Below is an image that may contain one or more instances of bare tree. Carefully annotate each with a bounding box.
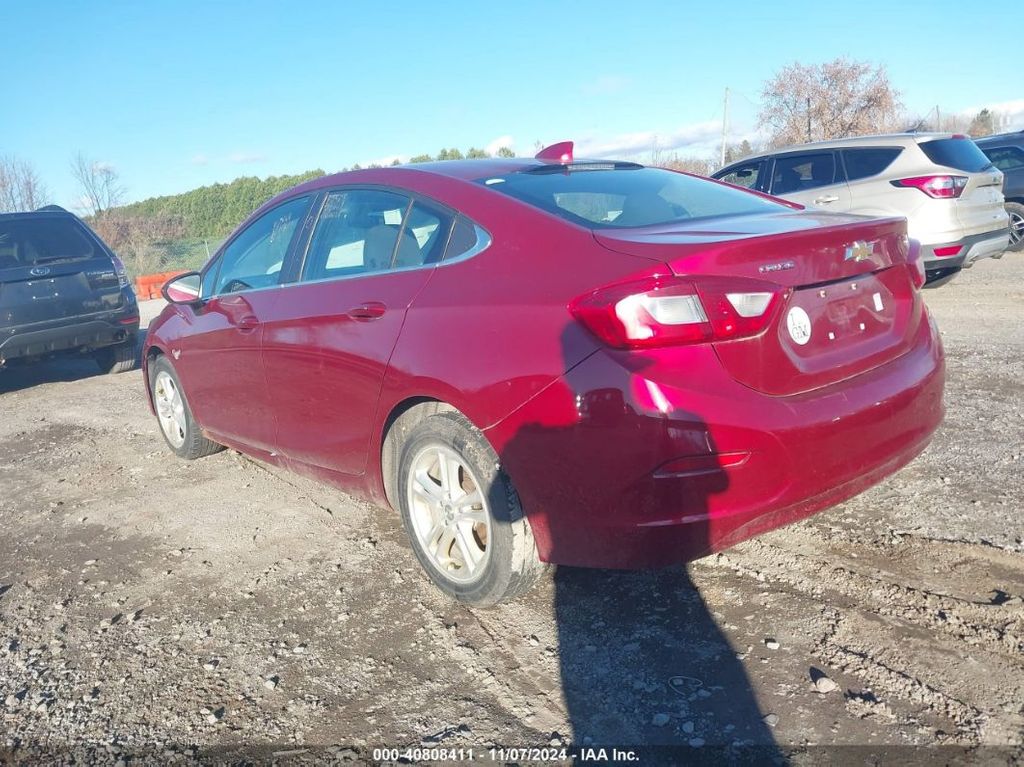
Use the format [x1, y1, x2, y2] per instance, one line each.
[0, 156, 49, 212]
[70, 152, 125, 216]
[758, 58, 903, 147]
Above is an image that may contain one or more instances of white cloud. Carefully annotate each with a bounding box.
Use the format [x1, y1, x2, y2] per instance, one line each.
[959, 98, 1024, 130]
[190, 154, 210, 166]
[582, 75, 631, 96]
[226, 151, 268, 164]
[575, 120, 728, 160]
[485, 135, 515, 155]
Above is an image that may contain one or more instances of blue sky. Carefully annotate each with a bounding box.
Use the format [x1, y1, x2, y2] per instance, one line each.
[3, 0, 1020, 209]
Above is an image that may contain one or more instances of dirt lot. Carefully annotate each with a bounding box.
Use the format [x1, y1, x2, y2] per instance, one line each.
[1, 256, 1022, 763]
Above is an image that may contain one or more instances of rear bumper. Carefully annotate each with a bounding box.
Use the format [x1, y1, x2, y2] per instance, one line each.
[0, 312, 139, 363]
[486, 310, 944, 568]
[921, 227, 1010, 270]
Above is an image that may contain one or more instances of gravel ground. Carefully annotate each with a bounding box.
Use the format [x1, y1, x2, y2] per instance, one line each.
[1, 256, 1022, 764]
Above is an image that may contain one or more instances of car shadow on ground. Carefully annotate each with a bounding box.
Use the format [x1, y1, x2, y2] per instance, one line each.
[0, 322, 148, 395]
[497, 328, 782, 763]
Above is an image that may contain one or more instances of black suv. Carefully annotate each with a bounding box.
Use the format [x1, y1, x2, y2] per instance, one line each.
[975, 130, 1024, 252]
[0, 206, 139, 373]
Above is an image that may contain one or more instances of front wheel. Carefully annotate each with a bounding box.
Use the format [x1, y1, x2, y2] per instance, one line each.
[397, 412, 547, 607]
[149, 355, 223, 460]
[1005, 201, 1024, 253]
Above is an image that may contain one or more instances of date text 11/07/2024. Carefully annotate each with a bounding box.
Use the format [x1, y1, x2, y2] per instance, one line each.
[371, 746, 640, 762]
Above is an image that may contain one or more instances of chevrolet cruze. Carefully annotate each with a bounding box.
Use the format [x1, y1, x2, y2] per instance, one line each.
[143, 142, 945, 606]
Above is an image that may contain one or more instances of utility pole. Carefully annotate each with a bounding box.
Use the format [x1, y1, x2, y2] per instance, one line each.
[935, 105, 941, 131]
[720, 87, 730, 168]
[806, 96, 812, 142]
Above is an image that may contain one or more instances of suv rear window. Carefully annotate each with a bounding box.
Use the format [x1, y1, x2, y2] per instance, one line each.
[918, 138, 993, 173]
[479, 166, 783, 228]
[0, 217, 96, 268]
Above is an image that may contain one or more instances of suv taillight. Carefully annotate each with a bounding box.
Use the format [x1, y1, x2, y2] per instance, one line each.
[570, 275, 785, 349]
[891, 175, 968, 199]
[110, 254, 130, 288]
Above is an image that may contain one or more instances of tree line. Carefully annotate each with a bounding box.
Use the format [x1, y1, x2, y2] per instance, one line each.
[2, 58, 1017, 278]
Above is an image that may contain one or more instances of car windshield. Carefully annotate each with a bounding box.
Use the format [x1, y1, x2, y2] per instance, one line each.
[0, 217, 96, 267]
[478, 166, 784, 229]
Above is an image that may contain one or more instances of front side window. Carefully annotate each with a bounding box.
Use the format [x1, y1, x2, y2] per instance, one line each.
[771, 153, 838, 195]
[980, 145, 1024, 172]
[302, 190, 451, 281]
[479, 166, 783, 229]
[207, 196, 310, 296]
[716, 161, 766, 190]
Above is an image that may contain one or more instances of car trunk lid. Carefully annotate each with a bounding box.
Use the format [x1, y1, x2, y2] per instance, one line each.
[594, 211, 923, 395]
[0, 257, 125, 326]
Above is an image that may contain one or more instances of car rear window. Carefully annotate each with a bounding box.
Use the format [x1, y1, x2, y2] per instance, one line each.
[479, 166, 784, 229]
[918, 138, 993, 173]
[842, 147, 902, 181]
[0, 217, 96, 268]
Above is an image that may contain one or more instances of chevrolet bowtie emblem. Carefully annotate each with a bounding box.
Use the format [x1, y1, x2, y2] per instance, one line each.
[845, 240, 874, 262]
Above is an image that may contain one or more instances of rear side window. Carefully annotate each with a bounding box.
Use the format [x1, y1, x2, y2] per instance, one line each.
[771, 153, 838, 194]
[918, 138, 992, 172]
[444, 216, 490, 261]
[0, 217, 95, 268]
[480, 166, 783, 229]
[716, 160, 766, 190]
[980, 145, 1024, 172]
[842, 148, 902, 181]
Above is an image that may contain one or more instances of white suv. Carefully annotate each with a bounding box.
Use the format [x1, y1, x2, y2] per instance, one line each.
[713, 134, 1010, 286]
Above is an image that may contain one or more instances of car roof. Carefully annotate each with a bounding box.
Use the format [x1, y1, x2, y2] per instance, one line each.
[730, 133, 962, 166]
[0, 206, 78, 221]
[974, 129, 1024, 146]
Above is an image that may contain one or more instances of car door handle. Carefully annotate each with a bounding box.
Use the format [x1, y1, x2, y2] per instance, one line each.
[347, 301, 387, 321]
[236, 315, 260, 331]
[814, 194, 840, 204]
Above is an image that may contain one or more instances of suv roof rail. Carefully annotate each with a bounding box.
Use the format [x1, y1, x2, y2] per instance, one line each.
[35, 204, 68, 213]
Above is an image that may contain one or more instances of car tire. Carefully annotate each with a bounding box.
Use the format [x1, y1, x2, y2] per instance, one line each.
[149, 355, 223, 460]
[924, 267, 961, 289]
[396, 411, 547, 607]
[1005, 201, 1024, 253]
[93, 337, 138, 374]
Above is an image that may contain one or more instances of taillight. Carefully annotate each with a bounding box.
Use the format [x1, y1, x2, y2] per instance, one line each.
[891, 175, 968, 199]
[110, 254, 130, 288]
[570, 275, 784, 349]
[906, 238, 926, 290]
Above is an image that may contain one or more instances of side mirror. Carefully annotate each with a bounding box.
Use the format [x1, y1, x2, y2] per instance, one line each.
[161, 271, 203, 305]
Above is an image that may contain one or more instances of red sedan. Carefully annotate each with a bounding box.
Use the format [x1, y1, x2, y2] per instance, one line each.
[144, 142, 944, 606]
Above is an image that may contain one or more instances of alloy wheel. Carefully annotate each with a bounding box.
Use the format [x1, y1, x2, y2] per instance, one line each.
[154, 371, 187, 449]
[406, 445, 491, 584]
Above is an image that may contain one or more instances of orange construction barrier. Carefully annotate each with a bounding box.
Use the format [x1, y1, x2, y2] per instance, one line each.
[135, 270, 188, 301]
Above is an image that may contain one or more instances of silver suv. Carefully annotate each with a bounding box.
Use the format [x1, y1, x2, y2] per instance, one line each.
[713, 134, 1010, 286]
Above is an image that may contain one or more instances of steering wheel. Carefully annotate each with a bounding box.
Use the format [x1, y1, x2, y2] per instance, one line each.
[222, 278, 252, 293]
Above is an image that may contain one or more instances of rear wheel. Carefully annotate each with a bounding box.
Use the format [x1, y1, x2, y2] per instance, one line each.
[93, 337, 138, 374]
[396, 412, 546, 607]
[149, 355, 223, 460]
[1005, 202, 1024, 253]
[924, 267, 961, 289]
